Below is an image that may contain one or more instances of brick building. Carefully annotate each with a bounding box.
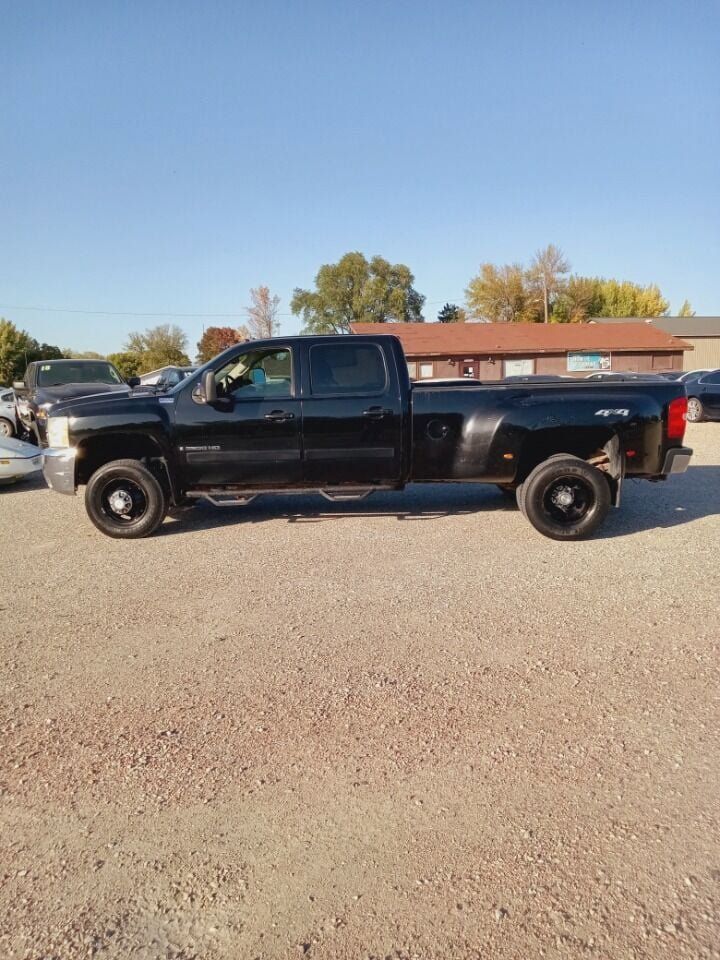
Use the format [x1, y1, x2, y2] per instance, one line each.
[350, 322, 691, 380]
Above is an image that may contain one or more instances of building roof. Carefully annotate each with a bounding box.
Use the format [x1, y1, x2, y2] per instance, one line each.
[350, 322, 691, 355]
[590, 316, 720, 338]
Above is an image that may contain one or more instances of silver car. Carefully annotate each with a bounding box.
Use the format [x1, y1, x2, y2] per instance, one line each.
[0, 388, 18, 437]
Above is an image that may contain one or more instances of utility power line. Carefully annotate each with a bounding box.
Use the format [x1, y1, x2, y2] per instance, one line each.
[0, 297, 465, 319]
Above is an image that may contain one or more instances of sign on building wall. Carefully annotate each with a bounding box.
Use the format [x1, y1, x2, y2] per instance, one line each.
[567, 351, 611, 372]
[504, 358, 534, 376]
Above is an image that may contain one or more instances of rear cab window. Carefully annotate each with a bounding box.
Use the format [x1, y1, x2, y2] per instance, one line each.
[309, 343, 388, 396]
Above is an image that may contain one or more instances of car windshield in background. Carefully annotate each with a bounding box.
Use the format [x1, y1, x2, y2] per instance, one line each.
[37, 363, 124, 387]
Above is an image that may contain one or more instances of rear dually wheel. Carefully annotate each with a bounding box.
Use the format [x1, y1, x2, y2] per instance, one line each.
[521, 456, 611, 541]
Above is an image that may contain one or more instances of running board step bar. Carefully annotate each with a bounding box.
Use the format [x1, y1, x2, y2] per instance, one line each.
[319, 489, 374, 502]
[186, 487, 382, 507]
[186, 492, 258, 507]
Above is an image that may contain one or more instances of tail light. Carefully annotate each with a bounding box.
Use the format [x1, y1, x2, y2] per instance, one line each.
[667, 395, 687, 442]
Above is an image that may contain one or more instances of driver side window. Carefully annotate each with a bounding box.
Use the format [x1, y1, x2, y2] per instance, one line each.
[215, 347, 293, 400]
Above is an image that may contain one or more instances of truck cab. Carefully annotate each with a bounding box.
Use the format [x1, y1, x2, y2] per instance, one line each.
[174, 336, 408, 491]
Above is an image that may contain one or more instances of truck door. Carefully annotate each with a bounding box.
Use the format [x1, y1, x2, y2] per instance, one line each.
[300, 340, 403, 486]
[175, 344, 302, 487]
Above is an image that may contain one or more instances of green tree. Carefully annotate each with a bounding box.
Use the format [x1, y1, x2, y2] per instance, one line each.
[580, 278, 669, 318]
[551, 276, 602, 323]
[63, 350, 106, 359]
[196, 325, 248, 364]
[0, 318, 65, 385]
[291, 252, 425, 333]
[677, 299, 695, 317]
[437, 303, 467, 323]
[465, 263, 532, 323]
[125, 324, 190, 373]
[0, 319, 33, 385]
[527, 244, 570, 323]
[107, 351, 142, 379]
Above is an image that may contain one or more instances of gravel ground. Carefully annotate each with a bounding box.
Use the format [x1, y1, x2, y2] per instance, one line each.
[1, 423, 718, 959]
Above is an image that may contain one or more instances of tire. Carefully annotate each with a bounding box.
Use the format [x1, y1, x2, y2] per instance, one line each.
[517, 454, 579, 516]
[0, 417, 15, 438]
[85, 459, 168, 539]
[686, 397, 704, 423]
[521, 456, 610, 541]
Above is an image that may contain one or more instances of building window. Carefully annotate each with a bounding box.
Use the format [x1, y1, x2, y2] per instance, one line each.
[503, 358, 534, 377]
[407, 361, 417, 380]
[419, 362, 434, 379]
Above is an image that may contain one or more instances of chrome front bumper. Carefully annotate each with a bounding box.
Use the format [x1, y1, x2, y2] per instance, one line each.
[42, 447, 77, 495]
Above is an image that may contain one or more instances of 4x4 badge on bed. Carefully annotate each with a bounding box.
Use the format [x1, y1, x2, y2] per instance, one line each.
[595, 408, 630, 417]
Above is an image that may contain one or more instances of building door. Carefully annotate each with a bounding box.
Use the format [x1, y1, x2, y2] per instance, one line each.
[460, 359, 476, 378]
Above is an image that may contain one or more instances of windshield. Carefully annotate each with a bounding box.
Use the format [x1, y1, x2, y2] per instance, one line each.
[37, 362, 124, 387]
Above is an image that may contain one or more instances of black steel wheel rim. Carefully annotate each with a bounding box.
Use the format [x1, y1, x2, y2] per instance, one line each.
[541, 476, 594, 526]
[100, 478, 148, 524]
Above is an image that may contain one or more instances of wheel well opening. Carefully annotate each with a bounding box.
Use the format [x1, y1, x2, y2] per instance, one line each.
[516, 427, 618, 484]
[76, 435, 167, 487]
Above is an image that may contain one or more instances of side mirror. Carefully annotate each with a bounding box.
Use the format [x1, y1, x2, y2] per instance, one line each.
[203, 370, 218, 404]
[127, 376, 141, 388]
[13, 380, 26, 391]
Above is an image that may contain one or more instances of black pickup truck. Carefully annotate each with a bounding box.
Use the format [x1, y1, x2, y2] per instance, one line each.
[14, 358, 136, 445]
[42, 334, 692, 541]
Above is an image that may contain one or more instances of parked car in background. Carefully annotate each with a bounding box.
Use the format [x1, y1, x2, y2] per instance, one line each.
[584, 371, 663, 381]
[684, 369, 720, 422]
[13, 359, 137, 446]
[503, 374, 574, 383]
[0, 435, 43, 484]
[678, 369, 711, 383]
[0, 388, 18, 437]
[138, 365, 197, 391]
[656, 371, 687, 380]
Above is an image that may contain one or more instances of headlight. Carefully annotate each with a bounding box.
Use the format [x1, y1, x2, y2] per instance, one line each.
[48, 416, 70, 448]
[36, 404, 51, 421]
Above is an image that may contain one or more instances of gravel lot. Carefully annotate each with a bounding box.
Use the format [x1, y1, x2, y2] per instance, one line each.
[1, 423, 718, 959]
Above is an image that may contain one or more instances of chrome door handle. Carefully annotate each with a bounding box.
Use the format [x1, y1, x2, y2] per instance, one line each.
[264, 410, 294, 422]
[362, 406, 390, 419]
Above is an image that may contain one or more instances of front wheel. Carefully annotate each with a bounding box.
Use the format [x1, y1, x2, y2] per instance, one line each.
[0, 417, 15, 437]
[686, 397, 704, 422]
[522, 457, 611, 541]
[85, 459, 168, 539]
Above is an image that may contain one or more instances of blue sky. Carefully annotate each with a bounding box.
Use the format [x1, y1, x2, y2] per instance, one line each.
[1, 0, 718, 355]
